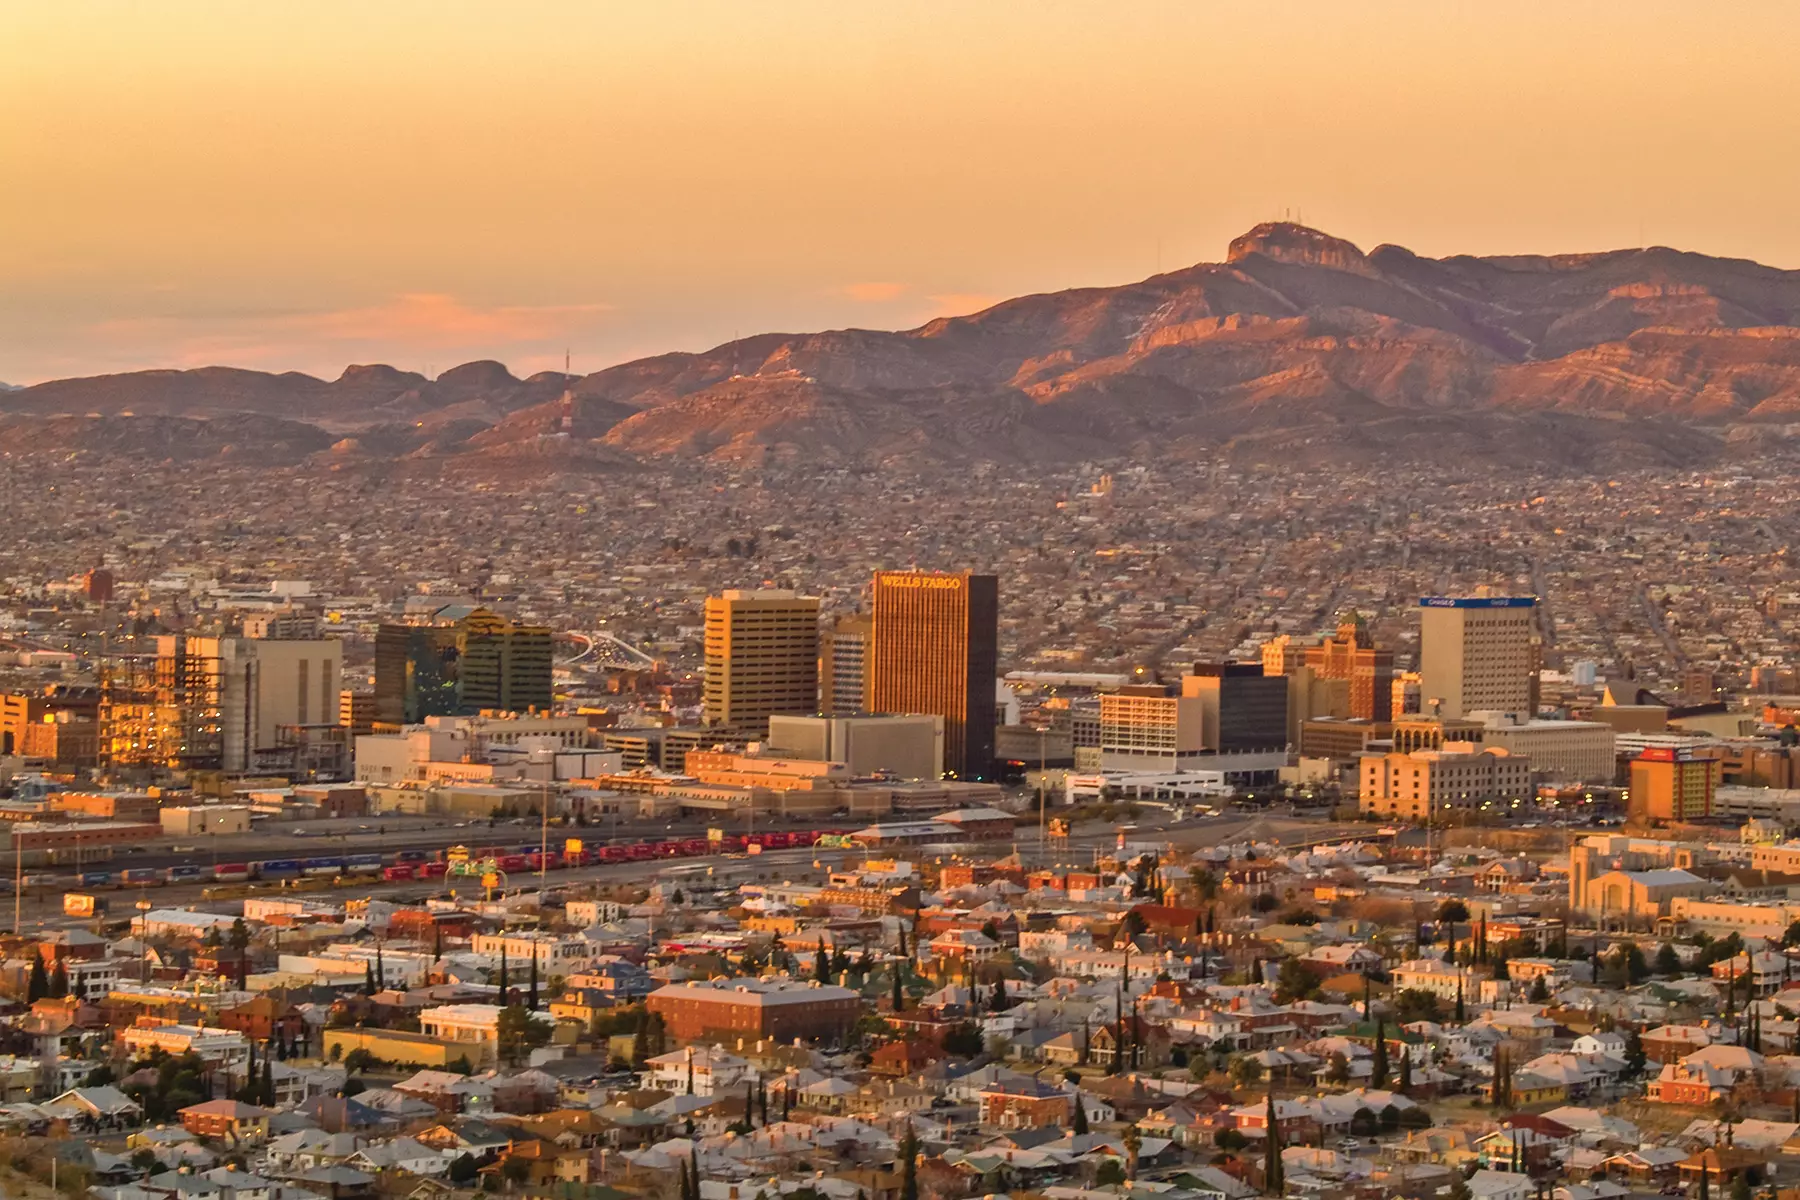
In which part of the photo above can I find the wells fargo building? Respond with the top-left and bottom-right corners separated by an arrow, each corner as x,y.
869,569 -> 998,780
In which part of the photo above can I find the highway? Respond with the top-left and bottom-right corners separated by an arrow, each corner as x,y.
23,809 -> 1378,935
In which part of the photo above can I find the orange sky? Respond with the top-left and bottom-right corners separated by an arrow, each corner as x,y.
4,2 -> 1797,385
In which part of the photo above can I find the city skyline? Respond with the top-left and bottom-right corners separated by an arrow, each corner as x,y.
8,2 -> 1800,384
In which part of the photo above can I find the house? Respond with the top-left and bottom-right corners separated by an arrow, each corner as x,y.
415,1117 -> 515,1161
644,1046 -> 753,1097
493,1136 -> 591,1187
1647,1060 -> 1735,1105
42,1086 -> 142,1131
1300,945 -> 1384,977
179,1099 -> 274,1144
978,1078 -> 1071,1130
870,1039 -> 945,1077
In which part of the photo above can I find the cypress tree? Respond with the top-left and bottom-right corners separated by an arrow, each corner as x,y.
1455,979 -> 1466,1024
892,966 -> 905,1012
260,1052 -> 275,1106
815,947 -> 831,983
48,961 -> 67,999
1371,1017 -> 1389,1089
434,922 -> 443,960
900,1122 -> 920,1200
364,961 -> 376,996
528,953 -> 539,1011
1073,1096 -> 1089,1135
1699,1165 -> 1710,1200
758,1080 -> 768,1126
27,953 -> 48,1003
375,945 -> 385,992
1399,1046 -> 1412,1095
1263,1090 -> 1284,1194
498,945 -> 509,1002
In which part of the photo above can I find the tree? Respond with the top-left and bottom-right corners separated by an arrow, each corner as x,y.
1350,1106 -> 1379,1136
899,1123 -> 920,1200
528,953 -> 539,1010
1325,1052 -> 1351,1086
1398,1048 -> 1413,1095
1449,1173 -> 1473,1200
498,945 -> 508,1001
1371,1019 -> 1389,1089
815,947 -> 831,984
1623,1028 -> 1646,1078
992,977 -> 1009,1012
1454,980 -> 1465,1024
363,962 -> 376,996
892,967 -> 905,1013
1230,1055 -> 1264,1089
1393,988 -> 1442,1024
1275,958 -> 1321,1003
26,953 -> 47,1003
343,1048 -> 377,1075
1073,1097 -> 1089,1135
1731,1174 -> 1751,1200
1655,942 -> 1683,975
1263,1091 -> 1284,1195
631,1008 -> 650,1066
1528,975 -> 1550,1003
1436,899 -> 1470,924
259,1054 -> 274,1107
448,1154 -> 479,1184
943,1023 -> 985,1057
84,1064 -> 116,1087
1095,1160 -> 1127,1186
229,917 -> 250,951
1379,1104 -> 1401,1132
501,1156 -> 532,1186
1215,1129 -> 1248,1153
48,960 -> 67,999
496,1004 -> 548,1065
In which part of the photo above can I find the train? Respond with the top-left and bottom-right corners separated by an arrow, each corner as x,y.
17,828 -> 850,891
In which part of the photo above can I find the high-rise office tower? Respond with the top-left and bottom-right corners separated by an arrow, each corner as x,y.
702,590 -> 821,728
819,614 -> 872,715
373,605 -> 553,726
869,570 -> 999,780
1305,617 -> 1394,721
458,609 -> 554,714
1418,596 -> 1536,719
1183,663 -> 1290,752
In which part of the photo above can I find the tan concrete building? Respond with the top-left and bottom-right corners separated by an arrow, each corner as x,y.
765,713 -> 944,780
1418,596 -> 1536,719
1358,742 -> 1532,819
819,614 -> 872,716
703,590 -> 820,729
160,805 -> 253,836
1474,712 -> 1616,782
1098,685 -> 1204,766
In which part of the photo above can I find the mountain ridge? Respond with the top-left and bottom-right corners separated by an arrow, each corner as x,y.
13,223 -> 1800,470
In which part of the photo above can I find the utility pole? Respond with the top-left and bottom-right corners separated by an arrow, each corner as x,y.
12,834 -> 20,934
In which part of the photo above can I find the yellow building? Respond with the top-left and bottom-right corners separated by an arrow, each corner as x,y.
703,590 -> 820,729
1357,743 -> 1532,819
1629,748 -> 1719,823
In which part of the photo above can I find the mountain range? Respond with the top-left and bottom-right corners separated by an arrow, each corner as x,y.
13,222 -> 1800,470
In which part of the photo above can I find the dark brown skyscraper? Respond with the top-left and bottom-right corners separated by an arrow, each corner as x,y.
869,570 -> 998,780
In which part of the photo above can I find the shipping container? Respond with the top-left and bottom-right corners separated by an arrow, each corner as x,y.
382,865 -> 415,881
213,863 -> 252,883
64,893 -> 101,917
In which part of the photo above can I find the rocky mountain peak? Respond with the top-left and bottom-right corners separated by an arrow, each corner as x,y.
1226,222 -> 1374,275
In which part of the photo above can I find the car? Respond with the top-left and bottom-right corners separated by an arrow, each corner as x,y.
1336,1138 -> 1361,1150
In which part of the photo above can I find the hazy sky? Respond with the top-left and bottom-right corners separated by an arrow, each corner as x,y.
5,2 -> 1799,385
